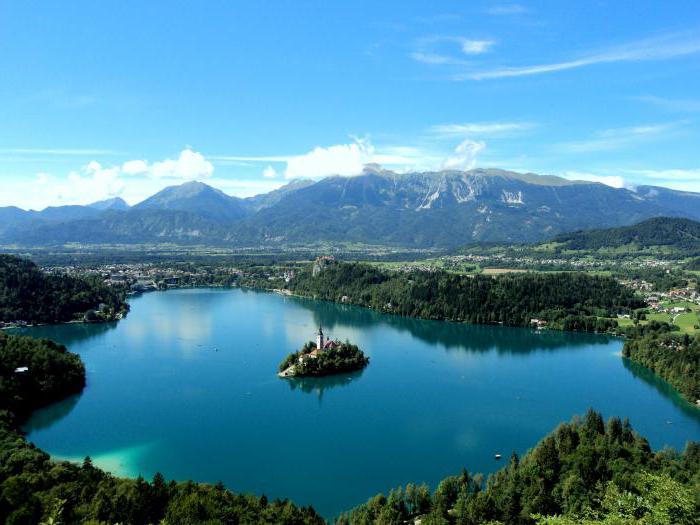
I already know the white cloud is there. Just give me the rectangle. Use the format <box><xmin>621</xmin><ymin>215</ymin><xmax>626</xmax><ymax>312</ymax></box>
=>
<box><xmin>621</xmin><ymin>168</ymin><xmax>700</xmax><ymax>192</ymax></box>
<box><xmin>262</xmin><ymin>165</ymin><xmax>278</xmax><ymax>178</ymax></box>
<box><xmin>122</xmin><ymin>159</ymin><xmax>149</xmax><ymax>175</ymax></box>
<box><xmin>211</xmin><ymin>135</ymin><xmax>491</xmax><ymax>179</ymax></box>
<box><xmin>411</xmin><ymin>36</ymin><xmax>495</xmax><ymax>65</ymax></box>
<box><xmin>485</xmin><ymin>4</ymin><xmax>527</xmax><ymax>15</ymax></box>
<box><xmin>429</xmin><ymin>121</ymin><xmax>535</xmax><ymax>136</ymax></box>
<box><xmin>463</xmin><ymin>32</ymin><xmax>700</xmax><ymax>80</ymax></box>
<box><xmin>441</xmin><ymin>139</ymin><xmax>485</xmax><ymax>170</ymax></box>
<box><xmin>556</xmin><ymin>122</ymin><xmax>680</xmax><ymax>153</ymax></box>
<box><xmin>5</xmin><ymin>148</ymin><xmax>218</xmax><ymax>209</ymax></box>
<box><xmin>150</xmin><ymin>148</ymin><xmax>213</xmax><ymax>180</ymax></box>
<box><xmin>461</xmin><ymin>40</ymin><xmax>495</xmax><ymax>55</ymax></box>
<box><xmin>284</xmin><ymin>139</ymin><xmax>375</xmax><ymax>179</ymax></box>
<box><xmin>561</xmin><ymin>171</ymin><xmax>627</xmax><ymax>188</ymax></box>
<box><xmin>410</xmin><ymin>52</ymin><xmax>461</xmax><ymax>65</ymax></box>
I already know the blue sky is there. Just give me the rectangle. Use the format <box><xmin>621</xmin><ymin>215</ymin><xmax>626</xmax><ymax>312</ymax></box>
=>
<box><xmin>1</xmin><ymin>1</ymin><xmax>699</xmax><ymax>209</ymax></box>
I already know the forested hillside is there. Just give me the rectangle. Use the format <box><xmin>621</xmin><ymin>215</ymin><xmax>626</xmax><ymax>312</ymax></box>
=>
<box><xmin>287</xmin><ymin>262</ymin><xmax>643</xmax><ymax>329</ymax></box>
<box><xmin>623</xmin><ymin>328</ymin><xmax>700</xmax><ymax>405</ymax></box>
<box><xmin>0</xmin><ymin>332</ymin><xmax>85</xmax><ymax>418</ymax></box>
<box><xmin>0</xmin><ymin>254</ymin><xmax>127</xmax><ymax>324</ymax></box>
<box><xmin>551</xmin><ymin>217</ymin><xmax>700</xmax><ymax>252</ymax></box>
<box><xmin>337</xmin><ymin>409</ymin><xmax>700</xmax><ymax>524</ymax></box>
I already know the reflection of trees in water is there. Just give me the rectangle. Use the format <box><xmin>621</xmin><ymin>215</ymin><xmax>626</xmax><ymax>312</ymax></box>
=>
<box><xmin>10</xmin><ymin>321</ymin><xmax>119</xmax><ymax>348</ymax></box>
<box><xmin>22</xmin><ymin>394</ymin><xmax>81</xmax><ymax>432</ymax></box>
<box><xmin>622</xmin><ymin>358</ymin><xmax>700</xmax><ymax>423</ymax></box>
<box><xmin>287</xmin><ymin>296</ymin><xmax>613</xmax><ymax>356</ymax></box>
<box><xmin>284</xmin><ymin>369</ymin><xmax>365</xmax><ymax>403</ymax></box>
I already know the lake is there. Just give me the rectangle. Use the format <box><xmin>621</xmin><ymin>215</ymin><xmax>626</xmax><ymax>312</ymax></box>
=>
<box><xmin>18</xmin><ymin>288</ymin><xmax>700</xmax><ymax>517</ymax></box>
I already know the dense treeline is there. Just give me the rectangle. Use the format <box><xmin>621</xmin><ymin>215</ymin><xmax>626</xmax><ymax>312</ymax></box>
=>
<box><xmin>337</xmin><ymin>409</ymin><xmax>700</xmax><ymax>525</ymax></box>
<box><xmin>288</xmin><ymin>263</ymin><xmax>643</xmax><ymax>329</ymax></box>
<box><xmin>0</xmin><ymin>333</ymin><xmax>324</xmax><ymax>525</ymax></box>
<box><xmin>279</xmin><ymin>341</ymin><xmax>369</xmax><ymax>376</ymax></box>
<box><xmin>0</xmin><ymin>332</ymin><xmax>85</xmax><ymax>418</ymax></box>
<box><xmin>623</xmin><ymin>328</ymin><xmax>700</xmax><ymax>405</ymax></box>
<box><xmin>0</xmin><ymin>254</ymin><xmax>128</xmax><ymax>324</ymax></box>
<box><xmin>551</xmin><ymin>217</ymin><xmax>700</xmax><ymax>252</ymax></box>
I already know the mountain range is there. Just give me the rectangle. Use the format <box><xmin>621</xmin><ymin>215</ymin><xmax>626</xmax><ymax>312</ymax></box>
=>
<box><xmin>2</xmin><ymin>167</ymin><xmax>700</xmax><ymax>248</ymax></box>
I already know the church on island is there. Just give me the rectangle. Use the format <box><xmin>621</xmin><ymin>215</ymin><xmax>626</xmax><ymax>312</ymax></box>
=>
<box><xmin>278</xmin><ymin>326</ymin><xmax>368</xmax><ymax>378</ymax></box>
<box><xmin>309</xmin><ymin>325</ymin><xmax>337</xmax><ymax>357</ymax></box>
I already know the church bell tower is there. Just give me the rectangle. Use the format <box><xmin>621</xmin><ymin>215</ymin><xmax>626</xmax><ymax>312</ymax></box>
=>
<box><xmin>316</xmin><ymin>326</ymin><xmax>324</xmax><ymax>351</ymax></box>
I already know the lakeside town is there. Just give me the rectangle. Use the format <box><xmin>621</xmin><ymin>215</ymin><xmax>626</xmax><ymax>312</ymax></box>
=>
<box><xmin>2</xmin><ymin>256</ymin><xmax>697</xmax><ymax>335</ymax></box>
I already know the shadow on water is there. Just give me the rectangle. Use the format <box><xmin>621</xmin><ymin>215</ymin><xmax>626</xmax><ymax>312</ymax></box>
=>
<box><xmin>8</xmin><ymin>321</ymin><xmax>119</xmax><ymax>348</ymax></box>
<box><xmin>283</xmin><ymin>369</ymin><xmax>366</xmax><ymax>403</ymax></box>
<box><xmin>622</xmin><ymin>358</ymin><xmax>700</xmax><ymax>425</ymax></box>
<box><xmin>22</xmin><ymin>394</ymin><xmax>82</xmax><ymax>433</ymax></box>
<box><xmin>287</xmin><ymin>295</ymin><xmax>613</xmax><ymax>355</ymax></box>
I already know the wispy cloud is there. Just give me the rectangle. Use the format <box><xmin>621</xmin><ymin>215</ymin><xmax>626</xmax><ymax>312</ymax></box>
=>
<box><xmin>428</xmin><ymin>121</ymin><xmax>536</xmax><ymax>137</ymax></box>
<box><xmin>411</xmin><ymin>36</ymin><xmax>495</xmax><ymax>65</ymax></box>
<box><xmin>556</xmin><ymin>122</ymin><xmax>682</xmax><ymax>153</ymax></box>
<box><xmin>634</xmin><ymin>95</ymin><xmax>700</xmax><ymax>113</ymax></box>
<box><xmin>485</xmin><ymin>4</ymin><xmax>527</xmax><ymax>16</ymax></box>
<box><xmin>462</xmin><ymin>31</ymin><xmax>700</xmax><ymax>80</ymax></box>
<box><xmin>560</xmin><ymin>167</ymin><xmax>700</xmax><ymax>193</ymax></box>
<box><xmin>461</xmin><ymin>40</ymin><xmax>495</xmax><ymax>55</ymax></box>
<box><xmin>209</xmin><ymin>136</ymin><xmax>490</xmax><ymax>179</ymax></box>
<box><xmin>410</xmin><ymin>52</ymin><xmax>466</xmax><ymax>65</ymax></box>
<box><xmin>560</xmin><ymin>171</ymin><xmax>627</xmax><ymax>189</ymax></box>
<box><xmin>0</xmin><ymin>147</ymin><xmax>120</xmax><ymax>156</ymax></box>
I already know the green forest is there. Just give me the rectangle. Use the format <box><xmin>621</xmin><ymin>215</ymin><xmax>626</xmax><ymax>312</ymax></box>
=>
<box><xmin>287</xmin><ymin>262</ymin><xmax>643</xmax><ymax>330</ymax></box>
<box><xmin>623</xmin><ymin>327</ymin><xmax>700</xmax><ymax>405</ymax></box>
<box><xmin>0</xmin><ymin>255</ymin><xmax>128</xmax><ymax>324</ymax></box>
<box><xmin>550</xmin><ymin>217</ymin><xmax>700</xmax><ymax>252</ymax></box>
<box><xmin>337</xmin><ymin>409</ymin><xmax>700</xmax><ymax>525</ymax></box>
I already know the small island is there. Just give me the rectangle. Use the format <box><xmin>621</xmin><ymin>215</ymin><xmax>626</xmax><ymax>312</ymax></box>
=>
<box><xmin>278</xmin><ymin>326</ymin><xmax>369</xmax><ymax>377</ymax></box>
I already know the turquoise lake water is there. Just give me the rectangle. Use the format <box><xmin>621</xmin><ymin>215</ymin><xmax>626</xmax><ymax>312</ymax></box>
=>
<box><xmin>18</xmin><ymin>288</ymin><xmax>700</xmax><ymax>517</ymax></box>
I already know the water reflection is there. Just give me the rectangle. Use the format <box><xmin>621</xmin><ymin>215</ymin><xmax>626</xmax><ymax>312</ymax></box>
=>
<box><xmin>622</xmin><ymin>358</ymin><xmax>700</xmax><ymax>425</ymax></box>
<box><xmin>289</xmin><ymin>296</ymin><xmax>612</xmax><ymax>355</ymax></box>
<box><xmin>23</xmin><ymin>394</ymin><xmax>81</xmax><ymax>432</ymax></box>
<box><xmin>283</xmin><ymin>369</ymin><xmax>366</xmax><ymax>403</ymax></box>
<box><xmin>9</xmin><ymin>321</ymin><xmax>119</xmax><ymax>348</ymax></box>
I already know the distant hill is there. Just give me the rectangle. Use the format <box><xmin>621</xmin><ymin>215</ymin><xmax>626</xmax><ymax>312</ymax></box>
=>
<box><xmin>550</xmin><ymin>217</ymin><xmax>700</xmax><ymax>251</ymax></box>
<box><xmin>2</xmin><ymin>168</ymin><xmax>700</xmax><ymax>247</ymax></box>
<box><xmin>133</xmin><ymin>181</ymin><xmax>249</xmax><ymax>224</ymax></box>
<box><xmin>88</xmin><ymin>197</ymin><xmax>130</xmax><ymax>211</ymax></box>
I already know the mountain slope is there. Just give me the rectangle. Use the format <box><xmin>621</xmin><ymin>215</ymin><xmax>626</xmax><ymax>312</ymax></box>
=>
<box><xmin>134</xmin><ymin>181</ymin><xmax>249</xmax><ymax>223</ymax></box>
<box><xmin>550</xmin><ymin>217</ymin><xmax>700</xmax><ymax>251</ymax></box>
<box><xmin>2</xmin><ymin>209</ymin><xmax>234</xmax><ymax>245</ymax></box>
<box><xmin>230</xmin><ymin>168</ymin><xmax>698</xmax><ymax>246</ymax></box>
<box><xmin>243</xmin><ymin>179</ymin><xmax>314</xmax><ymax>212</ymax></box>
<box><xmin>88</xmin><ymin>197</ymin><xmax>130</xmax><ymax>211</ymax></box>
<box><xmin>3</xmin><ymin>170</ymin><xmax>700</xmax><ymax>247</ymax></box>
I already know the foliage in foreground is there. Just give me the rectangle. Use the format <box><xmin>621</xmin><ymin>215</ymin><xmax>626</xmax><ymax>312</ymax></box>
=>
<box><xmin>0</xmin><ymin>254</ymin><xmax>128</xmax><ymax>324</ymax></box>
<box><xmin>336</xmin><ymin>409</ymin><xmax>700</xmax><ymax>525</ymax></box>
<box><xmin>0</xmin><ymin>333</ymin><xmax>324</xmax><ymax>525</ymax></box>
